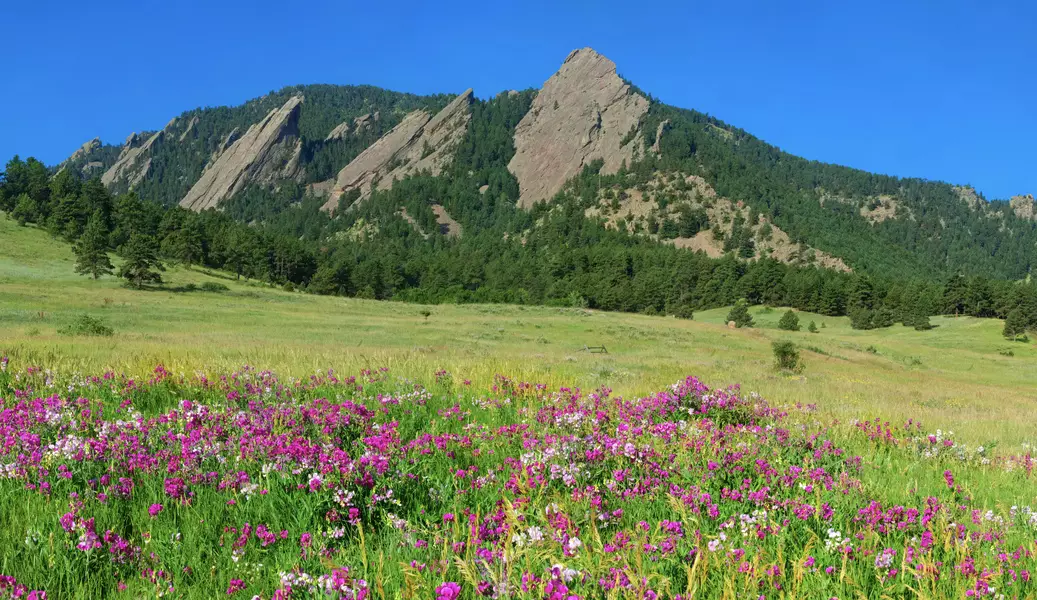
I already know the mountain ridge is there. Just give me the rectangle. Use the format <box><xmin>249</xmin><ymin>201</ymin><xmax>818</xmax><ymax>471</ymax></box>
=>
<box><xmin>51</xmin><ymin>47</ymin><xmax>1037</xmax><ymax>280</ymax></box>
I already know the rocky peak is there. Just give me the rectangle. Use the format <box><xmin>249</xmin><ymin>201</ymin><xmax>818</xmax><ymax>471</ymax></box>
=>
<box><xmin>1010</xmin><ymin>194</ymin><xmax>1036</xmax><ymax>221</ymax></box>
<box><xmin>508</xmin><ymin>47</ymin><xmax>651</xmax><ymax>208</ymax></box>
<box><xmin>102</xmin><ymin>127</ymin><xmax>168</xmax><ymax>188</ymax></box>
<box><xmin>63</xmin><ymin>138</ymin><xmax>101</xmax><ymax>165</ymax></box>
<box><xmin>325</xmin><ymin>121</ymin><xmax>351</xmax><ymax>141</ymax></box>
<box><xmin>320</xmin><ymin>90</ymin><xmax>474</xmax><ymax>212</ymax></box>
<box><xmin>180</xmin><ymin>95</ymin><xmax>305</xmax><ymax>211</ymax></box>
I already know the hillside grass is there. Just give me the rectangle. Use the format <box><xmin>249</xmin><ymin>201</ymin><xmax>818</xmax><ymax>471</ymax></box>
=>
<box><xmin>2</xmin><ymin>212</ymin><xmax>1035</xmax><ymax>450</ymax></box>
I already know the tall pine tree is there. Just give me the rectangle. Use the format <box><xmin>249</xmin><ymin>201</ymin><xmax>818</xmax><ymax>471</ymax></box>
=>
<box><xmin>74</xmin><ymin>212</ymin><xmax>114</xmax><ymax>280</ymax></box>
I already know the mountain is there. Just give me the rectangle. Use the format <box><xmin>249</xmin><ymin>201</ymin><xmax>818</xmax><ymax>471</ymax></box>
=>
<box><xmin>54</xmin><ymin>48</ymin><xmax>1036</xmax><ymax>281</ymax></box>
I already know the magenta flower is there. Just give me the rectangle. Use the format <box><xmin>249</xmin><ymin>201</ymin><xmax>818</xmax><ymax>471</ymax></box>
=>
<box><xmin>148</xmin><ymin>504</ymin><xmax>163</xmax><ymax>518</ymax></box>
<box><xmin>435</xmin><ymin>582</ymin><xmax>461</xmax><ymax>600</ymax></box>
<box><xmin>226</xmin><ymin>578</ymin><xmax>245</xmax><ymax>595</ymax></box>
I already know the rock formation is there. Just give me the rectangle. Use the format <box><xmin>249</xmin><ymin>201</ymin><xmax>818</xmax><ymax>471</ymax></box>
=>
<box><xmin>180</xmin><ymin>95</ymin><xmax>304</xmax><ymax>211</ymax></box>
<box><xmin>179</xmin><ymin>116</ymin><xmax>200</xmax><ymax>142</ymax></box>
<box><xmin>1010</xmin><ymin>194</ymin><xmax>1036</xmax><ymax>221</ymax></box>
<box><xmin>508</xmin><ymin>48</ymin><xmax>651</xmax><ymax>208</ymax></box>
<box><xmin>320</xmin><ymin>90</ymin><xmax>473</xmax><ymax>211</ymax></box>
<box><xmin>101</xmin><ymin>129</ymin><xmax>165</xmax><ymax>189</ymax></box>
<box><xmin>65</xmin><ymin>138</ymin><xmax>101</xmax><ymax>165</ymax></box>
<box><xmin>325</xmin><ymin>122</ymin><xmax>351</xmax><ymax>141</ymax></box>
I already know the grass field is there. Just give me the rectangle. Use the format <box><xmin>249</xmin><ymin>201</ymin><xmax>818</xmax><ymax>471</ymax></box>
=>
<box><xmin>1</xmin><ymin>213</ymin><xmax>1034</xmax><ymax>449</ymax></box>
<box><xmin>3</xmin><ymin>212</ymin><xmax>1037</xmax><ymax>599</ymax></box>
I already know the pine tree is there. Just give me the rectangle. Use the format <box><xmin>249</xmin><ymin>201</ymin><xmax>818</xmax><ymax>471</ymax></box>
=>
<box><xmin>118</xmin><ymin>233</ymin><xmax>164</xmax><ymax>289</ymax></box>
<box><xmin>778</xmin><ymin>309</ymin><xmax>800</xmax><ymax>331</ymax></box>
<box><xmin>1004</xmin><ymin>309</ymin><xmax>1027</xmax><ymax>340</ymax></box>
<box><xmin>74</xmin><ymin>212</ymin><xmax>114</xmax><ymax>280</ymax></box>
<box><xmin>11</xmin><ymin>193</ymin><xmax>38</xmax><ymax>225</ymax></box>
<box><xmin>726</xmin><ymin>299</ymin><xmax>754</xmax><ymax>328</ymax></box>
<box><xmin>808</xmin><ymin>320</ymin><xmax>818</xmax><ymax>333</ymax></box>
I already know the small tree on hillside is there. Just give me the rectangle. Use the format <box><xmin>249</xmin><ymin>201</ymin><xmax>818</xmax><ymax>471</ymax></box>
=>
<box><xmin>118</xmin><ymin>233</ymin><xmax>164</xmax><ymax>289</ymax></box>
<box><xmin>772</xmin><ymin>340</ymin><xmax>803</xmax><ymax>373</ymax></box>
<box><xmin>1004</xmin><ymin>309</ymin><xmax>1027</xmax><ymax>340</ymax></box>
<box><xmin>726</xmin><ymin>299</ymin><xmax>754</xmax><ymax>328</ymax></box>
<box><xmin>778</xmin><ymin>309</ymin><xmax>801</xmax><ymax>331</ymax></box>
<box><xmin>808</xmin><ymin>320</ymin><xmax>818</xmax><ymax>333</ymax></box>
<box><xmin>74</xmin><ymin>212</ymin><xmax>114</xmax><ymax>280</ymax></box>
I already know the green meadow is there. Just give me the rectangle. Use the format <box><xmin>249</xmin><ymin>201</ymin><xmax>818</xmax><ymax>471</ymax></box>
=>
<box><xmin>2</xmin><ymin>213</ymin><xmax>1034</xmax><ymax>450</ymax></box>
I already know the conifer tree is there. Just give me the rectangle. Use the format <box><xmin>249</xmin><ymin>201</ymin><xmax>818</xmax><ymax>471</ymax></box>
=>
<box><xmin>726</xmin><ymin>299</ymin><xmax>754</xmax><ymax>328</ymax></box>
<box><xmin>1004</xmin><ymin>309</ymin><xmax>1027</xmax><ymax>340</ymax></box>
<box><xmin>74</xmin><ymin>212</ymin><xmax>114</xmax><ymax>280</ymax></box>
<box><xmin>118</xmin><ymin>233</ymin><xmax>164</xmax><ymax>289</ymax></box>
<box><xmin>778</xmin><ymin>309</ymin><xmax>801</xmax><ymax>331</ymax></box>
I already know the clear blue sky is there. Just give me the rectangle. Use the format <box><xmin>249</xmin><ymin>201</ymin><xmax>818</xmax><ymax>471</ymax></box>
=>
<box><xmin>2</xmin><ymin>0</ymin><xmax>1034</xmax><ymax>199</ymax></box>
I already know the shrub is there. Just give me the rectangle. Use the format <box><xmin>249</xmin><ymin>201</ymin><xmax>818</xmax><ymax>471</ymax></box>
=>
<box><xmin>672</xmin><ymin>305</ymin><xmax>694</xmax><ymax>320</ymax></box>
<box><xmin>726</xmin><ymin>299</ymin><xmax>754</xmax><ymax>328</ymax></box>
<box><xmin>58</xmin><ymin>314</ymin><xmax>114</xmax><ymax>337</ymax></box>
<box><xmin>283</xmin><ymin>282</ymin><xmax>296</xmax><ymax>292</ymax></box>
<box><xmin>772</xmin><ymin>340</ymin><xmax>802</xmax><ymax>372</ymax></box>
<box><xmin>998</xmin><ymin>348</ymin><xmax>1015</xmax><ymax>357</ymax></box>
<box><xmin>865</xmin><ymin>345</ymin><xmax>878</xmax><ymax>354</ymax></box>
<box><xmin>778</xmin><ymin>310</ymin><xmax>800</xmax><ymax>331</ymax></box>
<box><xmin>808</xmin><ymin>320</ymin><xmax>818</xmax><ymax>333</ymax></box>
<box><xmin>200</xmin><ymin>282</ymin><xmax>229</xmax><ymax>293</ymax></box>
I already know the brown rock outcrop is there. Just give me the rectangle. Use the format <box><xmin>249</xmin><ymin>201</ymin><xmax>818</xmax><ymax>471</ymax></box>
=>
<box><xmin>65</xmin><ymin>138</ymin><xmax>101</xmax><ymax>165</ymax></box>
<box><xmin>180</xmin><ymin>95</ymin><xmax>304</xmax><ymax>211</ymax></box>
<box><xmin>325</xmin><ymin>121</ymin><xmax>351</xmax><ymax>141</ymax></box>
<box><xmin>179</xmin><ymin>116</ymin><xmax>200</xmax><ymax>142</ymax></box>
<box><xmin>1010</xmin><ymin>194</ymin><xmax>1036</xmax><ymax>221</ymax></box>
<box><xmin>320</xmin><ymin>90</ymin><xmax>473</xmax><ymax>211</ymax></box>
<box><xmin>508</xmin><ymin>48</ymin><xmax>651</xmax><ymax>208</ymax></box>
<box><xmin>102</xmin><ymin>129</ymin><xmax>165</xmax><ymax>188</ymax></box>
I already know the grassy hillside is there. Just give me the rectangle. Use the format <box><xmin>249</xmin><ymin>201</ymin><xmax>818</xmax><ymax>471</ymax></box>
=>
<box><xmin>2</xmin><ymin>212</ymin><xmax>1035</xmax><ymax>450</ymax></box>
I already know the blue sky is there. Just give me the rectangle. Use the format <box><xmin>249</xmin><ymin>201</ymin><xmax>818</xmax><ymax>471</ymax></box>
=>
<box><xmin>2</xmin><ymin>0</ymin><xmax>1034</xmax><ymax>199</ymax></box>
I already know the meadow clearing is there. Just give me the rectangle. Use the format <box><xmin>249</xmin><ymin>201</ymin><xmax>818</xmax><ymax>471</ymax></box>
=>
<box><xmin>1</xmin><ymin>213</ymin><xmax>1034</xmax><ymax>449</ymax></box>
<box><xmin>2</xmin><ymin>213</ymin><xmax>1037</xmax><ymax>598</ymax></box>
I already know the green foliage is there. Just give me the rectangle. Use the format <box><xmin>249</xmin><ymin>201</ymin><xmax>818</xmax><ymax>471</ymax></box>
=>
<box><xmin>1004</xmin><ymin>308</ymin><xmax>1027</xmax><ymax>340</ymax></box>
<box><xmin>58</xmin><ymin>314</ymin><xmax>114</xmax><ymax>337</ymax></box>
<box><xmin>73</xmin><ymin>212</ymin><xmax>114</xmax><ymax>279</ymax></box>
<box><xmin>808</xmin><ymin>320</ymin><xmax>818</xmax><ymax>333</ymax></box>
<box><xmin>772</xmin><ymin>340</ymin><xmax>802</xmax><ymax>372</ymax></box>
<box><xmin>118</xmin><ymin>233</ymin><xmax>164</xmax><ymax>289</ymax></box>
<box><xmin>726</xmin><ymin>299</ymin><xmax>754</xmax><ymax>328</ymax></box>
<box><xmin>199</xmin><ymin>282</ymin><xmax>229</xmax><ymax>293</ymax></box>
<box><xmin>778</xmin><ymin>309</ymin><xmax>800</xmax><ymax>331</ymax></box>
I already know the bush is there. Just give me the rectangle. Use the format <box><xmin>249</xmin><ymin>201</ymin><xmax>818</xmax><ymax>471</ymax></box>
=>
<box><xmin>200</xmin><ymin>282</ymin><xmax>229</xmax><ymax>293</ymax></box>
<box><xmin>808</xmin><ymin>320</ymin><xmax>818</xmax><ymax>333</ymax></box>
<box><xmin>672</xmin><ymin>305</ymin><xmax>694</xmax><ymax>320</ymax></box>
<box><xmin>772</xmin><ymin>340</ymin><xmax>802</xmax><ymax>372</ymax></box>
<box><xmin>58</xmin><ymin>314</ymin><xmax>114</xmax><ymax>337</ymax></box>
<box><xmin>778</xmin><ymin>310</ymin><xmax>800</xmax><ymax>331</ymax></box>
<box><xmin>726</xmin><ymin>299</ymin><xmax>754</xmax><ymax>328</ymax></box>
<box><xmin>283</xmin><ymin>282</ymin><xmax>296</xmax><ymax>292</ymax></box>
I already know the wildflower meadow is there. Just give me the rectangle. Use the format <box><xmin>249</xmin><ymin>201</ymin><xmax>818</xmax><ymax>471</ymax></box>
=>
<box><xmin>0</xmin><ymin>357</ymin><xmax>1034</xmax><ymax>599</ymax></box>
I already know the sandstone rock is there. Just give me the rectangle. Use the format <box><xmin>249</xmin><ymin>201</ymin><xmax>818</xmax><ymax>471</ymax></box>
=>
<box><xmin>431</xmin><ymin>204</ymin><xmax>462</xmax><ymax>238</ymax></box>
<box><xmin>652</xmin><ymin>119</ymin><xmax>670</xmax><ymax>154</ymax></box>
<box><xmin>727</xmin><ymin>321</ymin><xmax>737</xmax><ymax>329</ymax></box>
<box><xmin>321</xmin><ymin>90</ymin><xmax>474</xmax><ymax>212</ymax></box>
<box><xmin>179</xmin><ymin>116</ymin><xmax>200</xmax><ymax>142</ymax></box>
<box><xmin>102</xmin><ymin>129</ymin><xmax>165</xmax><ymax>188</ymax></box>
<box><xmin>325</xmin><ymin>121</ymin><xmax>351</xmax><ymax>141</ymax></box>
<box><xmin>508</xmin><ymin>48</ymin><xmax>650</xmax><ymax>208</ymax></box>
<box><xmin>353</xmin><ymin>112</ymin><xmax>378</xmax><ymax>132</ymax></box>
<box><xmin>65</xmin><ymin>138</ymin><xmax>101</xmax><ymax>165</ymax></box>
<box><xmin>1010</xmin><ymin>194</ymin><xmax>1036</xmax><ymax>221</ymax></box>
<box><xmin>180</xmin><ymin>95</ymin><xmax>305</xmax><ymax>211</ymax></box>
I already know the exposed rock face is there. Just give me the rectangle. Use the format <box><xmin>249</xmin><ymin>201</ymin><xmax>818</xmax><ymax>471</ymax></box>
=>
<box><xmin>1010</xmin><ymin>194</ymin><xmax>1036</xmax><ymax>221</ymax></box>
<box><xmin>652</xmin><ymin>120</ymin><xmax>670</xmax><ymax>154</ymax></box>
<box><xmin>325</xmin><ymin>121</ymin><xmax>351</xmax><ymax>141</ymax></box>
<box><xmin>431</xmin><ymin>204</ymin><xmax>462</xmax><ymax>237</ymax></box>
<box><xmin>179</xmin><ymin>116</ymin><xmax>200</xmax><ymax>142</ymax></box>
<box><xmin>102</xmin><ymin>129</ymin><xmax>165</xmax><ymax>188</ymax></box>
<box><xmin>65</xmin><ymin>138</ymin><xmax>101</xmax><ymax>165</ymax></box>
<box><xmin>180</xmin><ymin>96</ymin><xmax>304</xmax><ymax>211</ymax></box>
<box><xmin>320</xmin><ymin>90</ymin><xmax>474</xmax><ymax>212</ymax></box>
<box><xmin>508</xmin><ymin>48</ymin><xmax>651</xmax><ymax>208</ymax></box>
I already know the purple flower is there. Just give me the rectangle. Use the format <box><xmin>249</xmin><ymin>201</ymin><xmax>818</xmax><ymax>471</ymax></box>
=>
<box><xmin>148</xmin><ymin>504</ymin><xmax>163</xmax><ymax>518</ymax></box>
<box><xmin>435</xmin><ymin>582</ymin><xmax>461</xmax><ymax>600</ymax></box>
